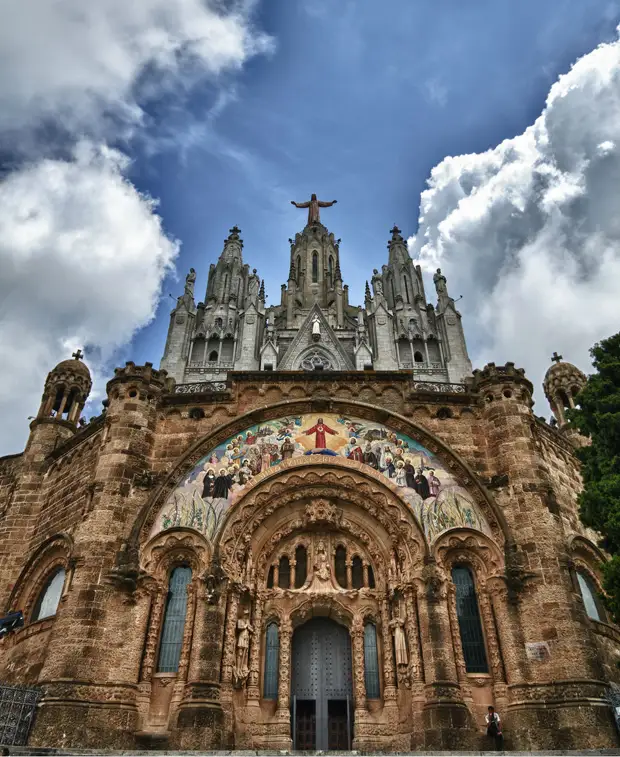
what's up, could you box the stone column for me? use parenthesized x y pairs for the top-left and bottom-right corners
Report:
(176, 576), (227, 750)
(270, 616), (292, 749)
(417, 566), (475, 749)
(247, 594), (263, 702)
(404, 587), (423, 683)
(380, 600), (397, 700)
(221, 588), (240, 687)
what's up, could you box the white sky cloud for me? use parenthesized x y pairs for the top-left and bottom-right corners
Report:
(409, 27), (620, 417)
(0, 0), (272, 455)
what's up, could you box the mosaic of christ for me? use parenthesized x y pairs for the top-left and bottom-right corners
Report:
(151, 414), (491, 544)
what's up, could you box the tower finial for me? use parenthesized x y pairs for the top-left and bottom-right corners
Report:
(72, 349), (84, 361)
(551, 351), (563, 364)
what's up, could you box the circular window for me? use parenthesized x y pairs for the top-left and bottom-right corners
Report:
(300, 351), (333, 371)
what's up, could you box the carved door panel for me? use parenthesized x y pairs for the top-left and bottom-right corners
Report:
(291, 618), (352, 751)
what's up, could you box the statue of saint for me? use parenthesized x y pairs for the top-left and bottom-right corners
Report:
(372, 269), (383, 297)
(389, 615), (408, 666)
(247, 269), (260, 300)
(433, 268), (447, 296)
(234, 608), (254, 684)
(315, 540), (331, 581)
(291, 194), (337, 225)
(184, 268), (196, 298)
(312, 316), (321, 338)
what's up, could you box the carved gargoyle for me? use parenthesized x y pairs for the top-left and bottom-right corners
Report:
(202, 558), (228, 604)
(133, 470), (161, 489)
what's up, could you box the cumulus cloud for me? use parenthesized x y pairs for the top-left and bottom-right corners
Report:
(0, 0), (273, 139)
(0, 0), (271, 455)
(409, 27), (620, 416)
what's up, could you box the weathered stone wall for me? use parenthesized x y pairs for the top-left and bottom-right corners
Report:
(1, 367), (618, 751)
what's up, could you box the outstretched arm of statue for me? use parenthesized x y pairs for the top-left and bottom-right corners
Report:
(318, 200), (337, 207)
(291, 200), (311, 208)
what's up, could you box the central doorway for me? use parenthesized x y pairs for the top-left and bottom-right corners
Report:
(291, 617), (353, 750)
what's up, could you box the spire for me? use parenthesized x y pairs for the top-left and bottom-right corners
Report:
(221, 225), (244, 262)
(288, 255), (296, 283)
(259, 278), (265, 303)
(365, 280), (371, 303)
(335, 258), (342, 283)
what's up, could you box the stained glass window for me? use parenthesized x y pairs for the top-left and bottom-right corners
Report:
(577, 570), (601, 621)
(364, 622), (380, 698)
(451, 565), (488, 673)
(264, 622), (279, 699)
(157, 566), (192, 673)
(32, 568), (65, 622)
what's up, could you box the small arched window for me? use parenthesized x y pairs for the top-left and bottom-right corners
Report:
(577, 570), (602, 621)
(363, 622), (380, 699)
(208, 350), (218, 362)
(264, 622), (279, 699)
(157, 565), (192, 673)
(278, 556), (291, 589)
(215, 317), (223, 328)
(328, 256), (334, 287)
(414, 351), (424, 363)
(390, 277), (396, 306)
(31, 567), (66, 622)
(267, 566), (275, 589)
(403, 276), (410, 304)
(352, 556), (364, 589)
(335, 546), (347, 588)
(367, 565), (376, 589)
(294, 545), (307, 588)
(296, 255), (301, 282)
(451, 565), (488, 673)
(312, 251), (318, 283)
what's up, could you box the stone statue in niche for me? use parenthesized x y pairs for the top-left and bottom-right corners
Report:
(389, 606), (408, 667)
(243, 547), (254, 587)
(234, 608), (253, 685)
(308, 539), (339, 593)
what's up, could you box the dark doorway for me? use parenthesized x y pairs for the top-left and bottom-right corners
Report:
(291, 617), (353, 750)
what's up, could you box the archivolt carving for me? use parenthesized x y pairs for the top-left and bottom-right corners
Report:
(216, 464), (424, 582)
(141, 527), (210, 582)
(131, 399), (511, 551)
(433, 530), (504, 581)
(567, 534), (607, 575)
(257, 514), (384, 585)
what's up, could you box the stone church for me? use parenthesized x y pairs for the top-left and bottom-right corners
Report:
(0, 196), (619, 751)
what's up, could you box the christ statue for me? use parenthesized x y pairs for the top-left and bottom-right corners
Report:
(291, 193), (337, 225)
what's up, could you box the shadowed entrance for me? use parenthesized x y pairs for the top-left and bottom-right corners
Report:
(291, 617), (353, 750)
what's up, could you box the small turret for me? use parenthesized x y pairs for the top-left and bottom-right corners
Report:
(26, 350), (92, 462)
(543, 352), (587, 428)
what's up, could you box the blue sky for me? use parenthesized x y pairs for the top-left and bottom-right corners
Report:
(1, 0), (620, 453)
(127, 0), (620, 365)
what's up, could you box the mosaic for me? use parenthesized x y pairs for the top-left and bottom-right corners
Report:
(150, 414), (491, 544)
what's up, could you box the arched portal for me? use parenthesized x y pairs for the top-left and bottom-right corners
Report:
(291, 617), (353, 750)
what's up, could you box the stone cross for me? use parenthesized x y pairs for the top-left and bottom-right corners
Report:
(72, 349), (84, 361)
(551, 351), (563, 364)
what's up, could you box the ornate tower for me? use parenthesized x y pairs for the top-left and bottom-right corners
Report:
(543, 352), (587, 427)
(26, 350), (92, 461)
(160, 227), (266, 382)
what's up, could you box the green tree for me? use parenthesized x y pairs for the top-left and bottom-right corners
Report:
(568, 332), (620, 621)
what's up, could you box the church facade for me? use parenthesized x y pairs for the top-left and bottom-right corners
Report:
(0, 200), (619, 751)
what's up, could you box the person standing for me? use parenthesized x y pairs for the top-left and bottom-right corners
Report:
(485, 706), (503, 750)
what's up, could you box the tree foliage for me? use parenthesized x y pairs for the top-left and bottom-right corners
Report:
(568, 332), (620, 621)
